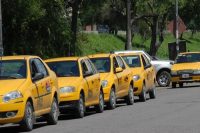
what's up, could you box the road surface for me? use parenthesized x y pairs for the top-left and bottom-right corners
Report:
(1, 84), (200, 133)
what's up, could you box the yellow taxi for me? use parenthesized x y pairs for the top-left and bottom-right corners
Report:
(45, 57), (104, 118)
(0, 56), (60, 131)
(171, 52), (200, 88)
(89, 53), (134, 109)
(119, 52), (156, 101)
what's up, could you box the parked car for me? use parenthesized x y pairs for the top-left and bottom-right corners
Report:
(171, 52), (200, 88)
(89, 53), (134, 109)
(45, 57), (104, 118)
(119, 52), (156, 101)
(0, 56), (60, 131)
(115, 50), (173, 87)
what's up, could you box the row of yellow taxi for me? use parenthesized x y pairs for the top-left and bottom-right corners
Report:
(0, 52), (157, 131)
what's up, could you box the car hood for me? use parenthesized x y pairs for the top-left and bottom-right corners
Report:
(172, 63), (200, 71)
(0, 79), (26, 95)
(58, 77), (83, 88)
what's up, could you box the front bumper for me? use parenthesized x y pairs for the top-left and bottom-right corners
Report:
(102, 86), (111, 102)
(0, 98), (25, 124)
(171, 74), (200, 83)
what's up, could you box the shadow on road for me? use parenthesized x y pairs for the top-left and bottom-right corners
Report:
(167, 84), (200, 89)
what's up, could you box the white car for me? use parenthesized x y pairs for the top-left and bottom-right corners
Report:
(115, 50), (174, 87)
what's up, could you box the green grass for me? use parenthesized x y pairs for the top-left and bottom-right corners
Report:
(77, 32), (200, 59)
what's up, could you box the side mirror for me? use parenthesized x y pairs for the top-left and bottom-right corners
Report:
(83, 71), (93, 77)
(32, 73), (44, 82)
(115, 67), (123, 73)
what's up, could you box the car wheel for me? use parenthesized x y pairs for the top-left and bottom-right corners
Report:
(107, 88), (116, 109)
(139, 85), (146, 102)
(179, 83), (183, 88)
(76, 94), (85, 118)
(95, 90), (104, 113)
(125, 85), (134, 105)
(172, 82), (176, 88)
(157, 71), (171, 87)
(149, 85), (156, 99)
(45, 98), (59, 125)
(20, 101), (35, 131)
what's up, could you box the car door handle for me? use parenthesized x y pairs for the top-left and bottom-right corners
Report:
(125, 77), (129, 81)
(92, 81), (94, 84)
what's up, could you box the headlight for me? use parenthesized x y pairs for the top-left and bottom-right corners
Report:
(193, 70), (200, 75)
(3, 91), (23, 103)
(60, 86), (75, 93)
(101, 80), (108, 88)
(133, 75), (140, 81)
(171, 71), (177, 75)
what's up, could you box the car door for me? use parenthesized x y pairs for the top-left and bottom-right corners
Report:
(81, 59), (96, 105)
(143, 54), (155, 89)
(31, 58), (52, 110)
(141, 55), (151, 90)
(86, 58), (101, 103)
(116, 56), (130, 95)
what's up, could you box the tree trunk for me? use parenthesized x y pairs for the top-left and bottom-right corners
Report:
(69, 0), (81, 56)
(125, 0), (132, 50)
(149, 16), (158, 56)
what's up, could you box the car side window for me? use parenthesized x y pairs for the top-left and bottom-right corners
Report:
(30, 60), (38, 78)
(116, 56), (126, 69)
(87, 59), (98, 74)
(113, 57), (119, 69)
(143, 54), (151, 67)
(81, 60), (92, 76)
(34, 58), (49, 77)
(141, 55), (147, 68)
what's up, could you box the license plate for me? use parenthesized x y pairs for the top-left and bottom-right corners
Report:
(182, 74), (189, 78)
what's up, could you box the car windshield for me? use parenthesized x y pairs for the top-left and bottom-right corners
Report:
(122, 55), (141, 68)
(0, 60), (27, 79)
(175, 53), (200, 63)
(90, 58), (110, 73)
(47, 61), (80, 77)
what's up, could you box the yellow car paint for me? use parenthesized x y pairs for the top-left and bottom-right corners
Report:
(171, 52), (200, 87)
(45, 57), (103, 112)
(0, 56), (59, 126)
(119, 53), (156, 96)
(89, 53), (134, 103)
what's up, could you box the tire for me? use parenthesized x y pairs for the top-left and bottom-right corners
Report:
(46, 98), (59, 125)
(125, 85), (134, 105)
(179, 83), (183, 88)
(172, 82), (176, 88)
(139, 86), (146, 102)
(95, 90), (104, 113)
(107, 88), (116, 109)
(149, 85), (156, 99)
(76, 94), (85, 118)
(20, 101), (35, 131)
(157, 71), (171, 87)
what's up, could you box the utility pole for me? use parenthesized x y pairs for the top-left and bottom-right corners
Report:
(125, 0), (132, 50)
(175, 0), (179, 54)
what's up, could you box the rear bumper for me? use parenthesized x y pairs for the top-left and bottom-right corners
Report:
(134, 79), (143, 96)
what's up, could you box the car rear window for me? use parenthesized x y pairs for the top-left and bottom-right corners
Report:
(175, 53), (200, 64)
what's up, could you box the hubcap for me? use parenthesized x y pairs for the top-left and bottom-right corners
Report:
(52, 101), (58, 121)
(159, 74), (169, 85)
(111, 91), (116, 107)
(100, 92), (104, 110)
(79, 98), (84, 115)
(27, 106), (33, 127)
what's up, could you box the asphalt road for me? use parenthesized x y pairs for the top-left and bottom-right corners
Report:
(1, 83), (200, 133)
